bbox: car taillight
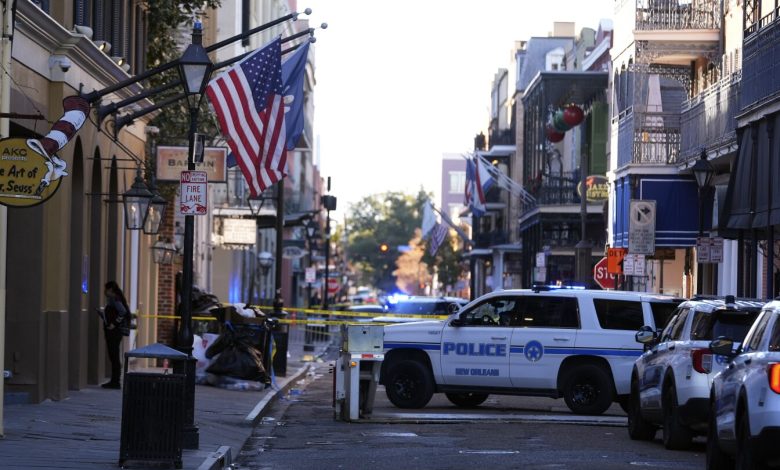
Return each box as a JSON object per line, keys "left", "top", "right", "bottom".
{"left": 769, "top": 363, "right": 780, "bottom": 394}
{"left": 692, "top": 348, "right": 713, "bottom": 374}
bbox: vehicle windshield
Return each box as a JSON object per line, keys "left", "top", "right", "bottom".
{"left": 690, "top": 311, "right": 759, "bottom": 341}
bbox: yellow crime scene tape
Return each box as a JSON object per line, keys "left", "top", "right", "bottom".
{"left": 245, "top": 305, "right": 450, "bottom": 321}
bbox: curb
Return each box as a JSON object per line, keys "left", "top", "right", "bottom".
{"left": 197, "top": 446, "right": 232, "bottom": 470}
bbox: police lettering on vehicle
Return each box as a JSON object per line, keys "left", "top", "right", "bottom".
{"left": 442, "top": 342, "right": 507, "bottom": 357}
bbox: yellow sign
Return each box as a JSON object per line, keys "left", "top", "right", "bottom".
{"left": 156, "top": 146, "right": 227, "bottom": 183}
{"left": 576, "top": 175, "right": 609, "bottom": 202}
{"left": 0, "top": 138, "right": 62, "bottom": 208}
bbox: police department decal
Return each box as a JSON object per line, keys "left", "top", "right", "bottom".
{"left": 524, "top": 340, "right": 544, "bottom": 362}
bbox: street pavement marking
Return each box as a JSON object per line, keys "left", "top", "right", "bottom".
{"left": 459, "top": 450, "right": 521, "bottom": 455}
{"left": 369, "top": 412, "right": 627, "bottom": 427}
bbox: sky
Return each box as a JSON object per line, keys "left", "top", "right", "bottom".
{"left": 303, "top": 0, "right": 614, "bottom": 216}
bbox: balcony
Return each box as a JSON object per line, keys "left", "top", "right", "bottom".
{"left": 633, "top": 0, "right": 720, "bottom": 31}
{"left": 742, "top": 10, "right": 780, "bottom": 112}
{"left": 476, "top": 230, "right": 508, "bottom": 248}
{"left": 519, "top": 172, "right": 580, "bottom": 217}
{"left": 489, "top": 129, "right": 515, "bottom": 147}
{"left": 679, "top": 70, "right": 741, "bottom": 161}
{"left": 616, "top": 109, "right": 681, "bottom": 167}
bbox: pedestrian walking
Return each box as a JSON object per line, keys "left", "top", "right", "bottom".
{"left": 99, "top": 281, "right": 130, "bottom": 389}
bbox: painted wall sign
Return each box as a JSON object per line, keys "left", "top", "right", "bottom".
{"left": 220, "top": 218, "right": 256, "bottom": 245}
{"left": 576, "top": 175, "right": 609, "bottom": 202}
{"left": 156, "top": 146, "right": 227, "bottom": 183}
{"left": 0, "top": 138, "right": 64, "bottom": 207}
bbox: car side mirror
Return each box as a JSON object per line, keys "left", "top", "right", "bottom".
{"left": 447, "top": 303, "right": 462, "bottom": 315}
{"left": 450, "top": 317, "right": 464, "bottom": 327}
{"left": 709, "top": 337, "right": 737, "bottom": 357}
{"left": 635, "top": 325, "right": 658, "bottom": 345}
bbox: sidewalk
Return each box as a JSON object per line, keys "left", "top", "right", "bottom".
{"left": 0, "top": 335, "right": 333, "bottom": 470}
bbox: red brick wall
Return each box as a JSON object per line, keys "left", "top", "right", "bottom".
{"left": 156, "top": 192, "right": 180, "bottom": 345}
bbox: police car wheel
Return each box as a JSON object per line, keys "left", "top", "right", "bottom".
{"left": 385, "top": 360, "right": 434, "bottom": 409}
{"left": 627, "top": 379, "right": 656, "bottom": 441}
{"left": 562, "top": 364, "right": 613, "bottom": 415}
{"left": 706, "top": 403, "right": 734, "bottom": 470}
{"left": 736, "top": 409, "right": 765, "bottom": 470}
{"left": 662, "top": 384, "right": 693, "bottom": 450}
{"left": 445, "top": 392, "right": 489, "bottom": 408}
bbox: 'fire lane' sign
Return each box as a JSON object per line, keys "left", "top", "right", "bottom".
{"left": 180, "top": 171, "right": 208, "bottom": 215}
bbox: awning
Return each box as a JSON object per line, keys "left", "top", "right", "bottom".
{"left": 613, "top": 175, "right": 707, "bottom": 248}
{"left": 724, "top": 116, "right": 780, "bottom": 230}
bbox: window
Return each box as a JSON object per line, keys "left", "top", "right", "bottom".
{"left": 514, "top": 296, "right": 579, "bottom": 328}
{"left": 769, "top": 315, "right": 780, "bottom": 352}
{"left": 650, "top": 302, "right": 678, "bottom": 330}
{"left": 593, "top": 299, "right": 644, "bottom": 331}
{"left": 662, "top": 308, "right": 689, "bottom": 341}
{"left": 449, "top": 171, "right": 466, "bottom": 194}
{"left": 743, "top": 312, "right": 772, "bottom": 353}
{"left": 690, "top": 310, "right": 759, "bottom": 342}
{"left": 460, "top": 297, "right": 519, "bottom": 327}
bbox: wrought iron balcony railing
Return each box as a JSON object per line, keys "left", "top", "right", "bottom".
{"left": 489, "top": 128, "right": 515, "bottom": 147}
{"left": 616, "top": 109, "right": 681, "bottom": 167}
{"left": 519, "top": 172, "right": 579, "bottom": 217}
{"left": 476, "top": 230, "right": 508, "bottom": 248}
{"left": 680, "top": 70, "right": 741, "bottom": 161}
{"left": 742, "top": 11, "right": 780, "bottom": 112}
{"left": 633, "top": 0, "right": 721, "bottom": 31}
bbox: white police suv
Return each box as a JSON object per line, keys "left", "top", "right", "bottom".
{"left": 627, "top": 296, "right": 763, "bottom": 450}
{"left": 380, "top": 287, "right": 682, "bottom": 415}
{"left": 706, "top": 300, "right": 780, "bottom": 470}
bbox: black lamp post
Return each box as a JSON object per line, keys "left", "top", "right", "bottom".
{"left": 302, "top": 218, "right": 319, "bottom": 352}
{"left": 692, "top": 149, "right": 715, "bottom": 295}
{"left": 122, "top": 169, "right": 154, "bottom": 230}
{"left": 175, "top": 21, "right": 213, "bottom": 450}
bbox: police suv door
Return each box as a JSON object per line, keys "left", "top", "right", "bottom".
{"left": 439, "top": 296, "right": 516, "bottom": 387}
{"left": 510, "top": 294, "right": 579, "bottom": 390}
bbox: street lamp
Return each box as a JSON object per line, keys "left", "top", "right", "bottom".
{"left": 257, "top": 251, "right": 274, "bottom": 276}
{"left": 176, "top": 20, "right": 214, "bottom": 451}
{"left": 693, "top": 149, "right": 715, "bottom": 295}
{"left": 151, "top": 237, "right": 176, "bottom": 265}
{"left": 122, "top": 168, "right": 154, "bottom": 230}
{"left": 143, "top": 184, "right": 168, "bottom": 235}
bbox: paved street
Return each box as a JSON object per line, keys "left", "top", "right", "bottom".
{"left": 235, "top": 360, "right": 706, "bottom": 470}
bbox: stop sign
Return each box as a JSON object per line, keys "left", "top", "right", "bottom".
{"left": 593, "top": 257, "right": 617, "bottom": 290}
{"left": 327, "top": 277, "right": 339, "bottom": 295}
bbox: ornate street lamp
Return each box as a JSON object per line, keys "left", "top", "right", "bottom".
{"left": 257, "top": 251, "right": 274, "bottom": 276}
{"left": 152, "top": 237, "right": 176, "bottom": 265}
{"left": 143, "top": 184, "right": 168, "bottom": 235}
{"left": 177, "top": 21, "right": 213, "bottom": 110}
{"left": 693, "top": 149, "right": 715, "bottom": 295}
{"left": 122, "top": 168, "right": 154, "bottom": 230}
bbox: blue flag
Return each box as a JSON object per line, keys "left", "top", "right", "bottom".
{"left": 281, "top": 41, "right": 310, "bottom": 150}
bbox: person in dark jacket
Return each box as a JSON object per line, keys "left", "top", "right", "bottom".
{"left": 101, "top": 281, "right": 130, "bottom": 389}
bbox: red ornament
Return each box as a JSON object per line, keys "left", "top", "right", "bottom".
{"left": 546, "top": 125, "right": 564, "bottom": 143}
{"left": 563, "top": 105, "right": 584, "bottom": 126}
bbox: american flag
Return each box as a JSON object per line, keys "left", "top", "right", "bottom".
{"left": 206, "top": 38, "right": 287, "bottom": 196}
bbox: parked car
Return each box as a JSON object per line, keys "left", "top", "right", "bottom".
{"left": 628, "top": 296, "right": 764, "bottom": 450}
{"left": 381, "top": 287, "right": 683, "bottom": 414}
{"left": 706, "top": 300, "right": 780, "bottom": 469}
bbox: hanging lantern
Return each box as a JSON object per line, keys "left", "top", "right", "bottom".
{"left": 563, "top": 104, "right": 584, "bottom": 126}
{"left": 545, "top": 125, "right": 565, "bottom": 143}
{"left": 553, "top": 110, "right": 571, "bottom": 132}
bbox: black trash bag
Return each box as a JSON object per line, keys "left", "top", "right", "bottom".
{"left": 205, "top": 327, "right": 267, "bottom": 382}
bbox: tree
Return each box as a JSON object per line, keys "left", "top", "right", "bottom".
{"left": 393, "top": 231, "right": 432, "bottom": 295}
{"left": 346, "top": 190, "right": 428, "bottom": 292}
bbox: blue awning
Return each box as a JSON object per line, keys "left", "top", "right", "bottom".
{"left": 613, "top": 175, "right": 709, "bottom": 248}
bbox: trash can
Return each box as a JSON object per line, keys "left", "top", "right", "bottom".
{"left": 119, "top": 343, "right": 188, "bottom": 469}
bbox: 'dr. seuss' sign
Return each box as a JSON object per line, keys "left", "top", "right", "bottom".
{"left": 0, "top": 138, "right": 63, "bottom": 207}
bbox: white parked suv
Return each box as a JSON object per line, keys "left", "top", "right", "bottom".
{"left": 380, "top": 287, "right": 682, "bottom": 415}
{"left": 706, "top": 300, "right": 780, "bottom": 470}
{"left": 627, "top": 296, "right": 763, "bottom": 450}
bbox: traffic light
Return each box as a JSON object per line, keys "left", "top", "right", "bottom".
{"left": 379, "top": 243, "right": 389, "bottom": 253}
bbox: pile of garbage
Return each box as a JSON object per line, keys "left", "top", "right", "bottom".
{"left": 192, "top": 303, "right": 271, "bottom": 390}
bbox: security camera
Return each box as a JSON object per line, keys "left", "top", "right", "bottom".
{"left": 49, "top": 55, "right": 72, "bottom": 73}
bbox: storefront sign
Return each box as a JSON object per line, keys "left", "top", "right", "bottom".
{"left": 180, "top": 171, "right": 208, "bottom": 215}
{"left": 576, "top": 175, "right": 609, "bottom": 202}
{"left": 220, "top": 218, "right": 256, "bottom": 245}
{"left": 0, "top": 138, "right": 62, "bottom": 207}
{"left": 282, "top": 246, "right": 307, "bottom": 259}
{"left": 628, "top": 200, "right": 656, "bottom": 255}
{"left": 157, "top": 146, "right": 227, "bottom": 183}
